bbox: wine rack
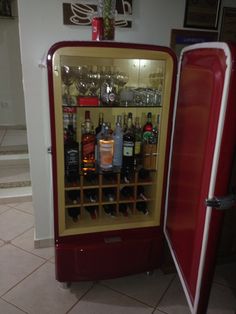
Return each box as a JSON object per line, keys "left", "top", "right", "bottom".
{"left": 64, "top": 169, "right": 156, "bottom": 233}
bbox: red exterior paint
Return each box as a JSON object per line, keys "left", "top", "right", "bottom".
{"left": 165, "top": 44, "right": 236, "bottom": 313}
{"left": 47, "top": 41, "right": 177, "bottom": 281}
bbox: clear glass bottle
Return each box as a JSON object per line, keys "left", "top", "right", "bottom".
{"left": 81, "top": 110, "right": 96, "bottom": 172}
{"left": 113, "top": 115, "right": 123, "bottom": 167}
{"left": 99, "top": 124, "right": 114, "bottom": 170}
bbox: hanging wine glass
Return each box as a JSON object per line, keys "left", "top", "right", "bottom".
{"left": 61, "top": 65, "right": 75, "bottom": 105}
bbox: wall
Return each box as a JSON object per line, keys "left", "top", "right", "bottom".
{"left": 17, "top": 0, "right": 236, "bottom": 242}
{"left": 0, "top": 0, "right": 25, "bottom": 126}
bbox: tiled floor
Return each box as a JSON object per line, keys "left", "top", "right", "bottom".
{"left": 0, "top": 201, "right": 235, "bottom": 314}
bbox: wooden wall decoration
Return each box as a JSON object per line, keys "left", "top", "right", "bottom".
{"left": 63, "top": 0, "right": 132, "bottom": 27}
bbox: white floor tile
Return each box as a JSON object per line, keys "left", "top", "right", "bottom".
{"left": 68, "top": 284, "right": 154, "bottom": 314}
{"left": 157, "top": 277, "right": 191, "bottom": 314}
{"left": 0, "top": 244, "right": 44, "bottom": 296}
{"left": 0, "top": 204, "right": 11, "bottom": 214}
{"left": 1, "top": 130, "right": 27, "bottom": 147}
{"left": 9, "top": 201, "right": 34, "bottom": 215}
{"left": 214, "top": 262, "right": 236, "bottom": 290}
{"left": 0, "top": 208, "right": 34, "bottom": 241}
{"left": 12, "top": 228, "right": 54, "bottom": 260}
{"left": 3, "top": 262, "right": 92, "bottom": 314}
{"left": 208, "top": 283, "right": 236, "bottom": 314}
{"left": 0, "top": 299, "right": 26, "bottom": 314}
{"left": 102, "top": 269, "right": 175, "bottom": 307}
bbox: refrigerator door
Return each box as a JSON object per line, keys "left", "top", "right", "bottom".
{"left": 164, "top": 42, "right": 236, "bottom": 314}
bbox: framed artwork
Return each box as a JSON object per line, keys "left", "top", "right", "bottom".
{"left": 220, "top": 7, "right": 236, "bottom": 43}
{"left": 184, "top": 0, "right": 221, "bottom": 29}
{"left": 170, "top": 29, "right": 218, "bottom": 58}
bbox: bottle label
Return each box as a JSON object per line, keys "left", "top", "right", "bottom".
{"left": 83, "top": 141, "right": 95, "bottom": 156}
{"left": 100, "top": 141, "right": 114, "bottom": 168}
{"left": 123, "top": 141, "right": 134, "bottom": 156}
{"left": 143, "top": 131, "right": 152, "bottom": 142}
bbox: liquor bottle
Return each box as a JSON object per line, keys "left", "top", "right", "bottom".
{"left": 84, "top": 189, "right": 98, "bottom": 203}
{"left": 99, "top": 124, "right": 114, "bottom": 170}
{"left": 143, "top": 112, "right": 153, "bottom": 143}
{"left": 85, "top": 206, "right": 98, "bottom": 219}
{"left": 113, "top": 115, "right": 123, "bottom": 167}
{"left": 95, "top": 112, "right": 104, "bottom": 135}
{"left": 103, "top": 204, "right": 116, "bottom": 217}
{"left": 67, "top": 190, "right": 80, "bottom": 204}
{"left": 136, "top": 202, "right": 149, "bottom": 215}
{"left": 119, "top": 203, "right": 129, "bottom": 216}
{"left": 64, "top": 115, "right": 79, "bottom": 184}
{"left": 123, "top": 113, "right": 128, "bottom": 132}
{"left": 96, "top": 122, "right": 106, "bottom": 165}
{"left": 137, "top": 186, "right": 148, "bottom": 200}
{"left": 68, "top": 207, "right": 80, "bottom": 222}
{"left": 81, "top": 110, "right": 96, "bottom": 172}
{"left": 122, "top": 112, "right": 135, "bottom": 179}
{"left": 134, "top": 116, "right": 142, "bottom": 167}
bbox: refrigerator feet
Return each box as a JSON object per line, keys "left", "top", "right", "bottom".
{"left": 60, "top": 282, "right": 71, "bottom": 289}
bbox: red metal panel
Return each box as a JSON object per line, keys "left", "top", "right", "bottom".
{"left": 165, "top": 44, "right": 236, "bottom": 313}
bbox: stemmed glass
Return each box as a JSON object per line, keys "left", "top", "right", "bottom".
{"left": 74, "top": 65, "right": 88, "bottom": 96}
{"left": 87, "top": 65, "right": 101, "bottom": 96}
{"left": 61, "top": 65, "right": 75, "bottom": 105}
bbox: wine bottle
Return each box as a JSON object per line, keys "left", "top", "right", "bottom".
{"left": 84, "top": 189, "right": 98, "bottom": 203}
{"left": 138, "top": 168, "right": 150, "bottom": 181}
{"left": 67, "top": 190, "right": 80, "bottom": 204}
{"left": 68, "top": 207, "right": 80, "bottom": 222}
{"left": 137, "top": 186, "right": 148, "bottom": 200}
{"left": 85, "top": 206, "right": 98, "bottom": 219}
{"left": 120, "top": 186, "right": 133, "bottom": 199}
{"left": 143, "top": 112, "right": 153, "bottom": 143}
{"left": 81, "top": 111, "right": 96, "bottom": 172}
{"left": 103, "top": 204, "right": 116, "bottom": 217}
{"left": 95, "top": 112, "right": 104, "bottom": 135}
{"left": 150, "top": 114, "right": 160, "bottom": 144}
{"left": 64, "top": 114, "right": 79, "bottom": 184}
{"left": 104, "top": 188, "right": 116, "bottom": 202}
{"left": 122, "top": 112, "right": 135, "bottom": 179}
{"left": 134, "top": 116, "right": 142, "bottom": 167}
{"left": 119, "top": 203, "right": 129, "bottom": 216}
{"left": 113, "top": 115, "right": 123, "bottom": 167}
{"left": 99, "top": 124, "right": 114, "bottom": 170}
{"left": 136, "top": 202, "right": 149, "bottom": 215}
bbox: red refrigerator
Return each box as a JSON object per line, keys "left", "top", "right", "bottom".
{"left": 47, "top": 41, "right": 236, "bottom": 314}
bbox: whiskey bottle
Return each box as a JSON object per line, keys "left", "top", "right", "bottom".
{"left": 64, "top": 115, "right": 79, "bottom": 184}
{"left": 81, "top": 110, "right": 96, "bottom": 172}
{"left": 99, "top": 124, "right": 114, "bottom": 170}
{"left": 113, "top": 115, "right": 123, "bottom": 167}
{"left": 122, "top": 112, "right": 135, "bottom": 178}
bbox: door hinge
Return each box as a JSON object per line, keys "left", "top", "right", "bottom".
{"left": 205, "top": 194, "right": 236, "bottom": 210}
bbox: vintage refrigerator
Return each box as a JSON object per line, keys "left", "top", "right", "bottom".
{"left": 47, "top": 41, "right": 236, "bottom": 314}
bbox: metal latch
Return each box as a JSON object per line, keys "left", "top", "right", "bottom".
{"left": 205, "top": 194, "right": 236, "bottom": 210}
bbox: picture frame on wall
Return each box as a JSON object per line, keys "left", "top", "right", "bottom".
{"left": 184, "top": 0, "right": 221, "bottom": 30}
{"left": 220, "top": 7, "right": 236, "bottom": 43}
{"left": 170, "top": 29, "right": 218, "bottom": 58}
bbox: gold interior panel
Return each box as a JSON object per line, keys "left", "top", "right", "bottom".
{"left": 51, "top": 45, "right": 174, "bottom": 236}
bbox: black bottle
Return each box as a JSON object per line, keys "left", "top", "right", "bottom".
{"left": 103, "top": 204, "right": 116, "bottom": 217}
{"left": 85, "top": 206, "right": 98, "bottom": 219}
{"left": 137, "top": 186, "right": 148, "bottom": 200}
{"left": 122, "top": 113, "right": 135, "bottom": 180}
{"left": 120, "top": 186, "right": 133, "bottom": 199}
{"left": 138, "top": 168, "right": 150, "bottom": 181}
{"left": 68, "top": 207, "right": 80, "bottom": 222}
{"left": 64, "top": 117, "right": 79, "bottom": 184}
{"left": 67, "top": 190, "right": 80, "bottom": 204}
{"left": 84, "top": 190, "right": 98, "bottom": 203}
{"left": 104, "top": 188, "right": 116, "bottom": 202}
{"left": 119, "top": 203, "right": 129, "bottom": 216}
{"left": 136, "top": 202, "right": 149, "bottom": 215}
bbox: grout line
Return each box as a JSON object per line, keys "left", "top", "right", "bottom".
{"left": 98, "top": 281, "right": 155, "bottom": 309}
{"left": 1, "top": 260, "right": 48, "bottom": 298}
{"left": 65, "top": 281, "right": 97, "bottom": 314}
{"left": 153, "top": 274, "right": 177, "bottom": 311}
{"left": 0, "top": 129, "right": 7, "bottom": 146}
{"left": 0, "top": 296, "right": 29, "bottom": 313}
